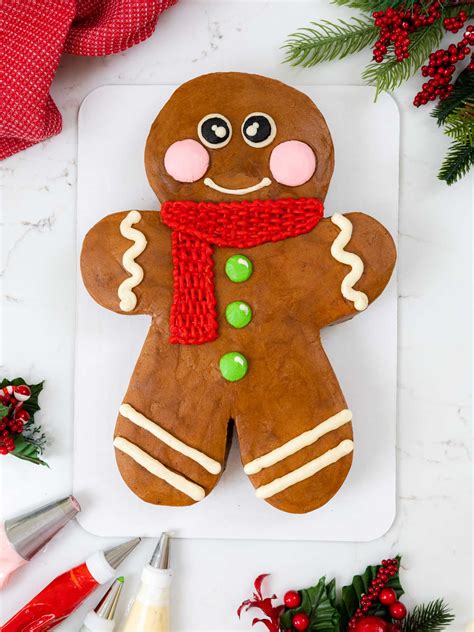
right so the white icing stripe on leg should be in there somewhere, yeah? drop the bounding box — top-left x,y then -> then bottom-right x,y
330,214 -> 369,311
120,404 -> 221,475
118,210 -> 147,312
244,409 -> 352,475
255,439 -> 354,500
114,436 -> 205,501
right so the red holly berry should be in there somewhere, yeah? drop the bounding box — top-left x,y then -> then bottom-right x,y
389,602 -> 407,620
283,590 -> 301,609
353,616 -> 388,632
292,612 -> 310,631
379,587 -> 397,605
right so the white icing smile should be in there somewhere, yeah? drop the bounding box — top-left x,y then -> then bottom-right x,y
204,176 -> 272,196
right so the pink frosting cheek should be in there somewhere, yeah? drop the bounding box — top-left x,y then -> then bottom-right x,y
164,139 -> 210,183
269,140 -> 317,187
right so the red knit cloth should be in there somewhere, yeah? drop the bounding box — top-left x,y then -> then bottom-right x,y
161,198 -> 325,345
0,0 -> 176,160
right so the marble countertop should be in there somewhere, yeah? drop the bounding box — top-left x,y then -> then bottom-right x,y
0,1 -> 471,630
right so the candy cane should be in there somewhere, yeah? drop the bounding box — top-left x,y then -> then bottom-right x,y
0,384 -> 31,402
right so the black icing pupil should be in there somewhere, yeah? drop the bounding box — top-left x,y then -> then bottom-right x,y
244,115 -> 272,143
200,117 -> 230,145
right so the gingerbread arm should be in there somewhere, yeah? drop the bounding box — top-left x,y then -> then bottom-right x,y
80,210 -> 172,318
310,212 -> 396,328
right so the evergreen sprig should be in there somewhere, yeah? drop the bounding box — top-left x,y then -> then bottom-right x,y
401,599 -> 455,632
443,102 -> 474,145
432,69 -> 474,124
362,21 -> 444,96
438,140 -> 474,184
283,18 -> 379,67
331,0 -> 416,11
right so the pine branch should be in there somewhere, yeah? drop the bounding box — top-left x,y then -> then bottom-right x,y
331,0 -> 415,10
432,69 -> 474,125
438,140 -> 474,184
402,599 -> 455,632
443,102 -> 474,145
283,18 -> 379,67
362,21 -> 444,97
444,2 -> 474,18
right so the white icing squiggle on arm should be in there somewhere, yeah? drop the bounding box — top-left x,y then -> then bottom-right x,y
118,211 -> 147,312
330,213 -> 369,311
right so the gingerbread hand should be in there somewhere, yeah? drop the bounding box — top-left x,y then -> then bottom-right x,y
80,210 -> 173,320
310,211 -> 396,328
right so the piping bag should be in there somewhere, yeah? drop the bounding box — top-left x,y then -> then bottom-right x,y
122,532 -> 172,632
0,538 -> 140,631
0,495 -> 80,590
79,576 -> 125,632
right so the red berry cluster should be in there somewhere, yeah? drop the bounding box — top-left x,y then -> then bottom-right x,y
443,10 -> 468,34
348,559 -> 400,629
372,1 -> 442,63
0,389 -> 31,455
414,26 -> 474,106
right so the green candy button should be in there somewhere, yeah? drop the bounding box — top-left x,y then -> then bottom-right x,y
225,301 -> 252,329
219,352 -> 248,382
225,255 -> 253,283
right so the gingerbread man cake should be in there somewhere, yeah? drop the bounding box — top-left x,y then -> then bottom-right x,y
80,72 -> 396,514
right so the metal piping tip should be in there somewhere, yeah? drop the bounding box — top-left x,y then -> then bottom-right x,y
104,537 -> 141,569
150,532 -> 170,569
5,496 -> 81,561
95,577 -> 125,620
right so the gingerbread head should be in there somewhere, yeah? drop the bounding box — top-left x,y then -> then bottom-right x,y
81,73 -> 396,514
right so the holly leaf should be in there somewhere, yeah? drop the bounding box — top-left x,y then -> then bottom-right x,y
340,557 -> 403,628
11,434 -> 49,467
22,381 -> 44,417
0,403 -> 10,419
280,577 -> 340,632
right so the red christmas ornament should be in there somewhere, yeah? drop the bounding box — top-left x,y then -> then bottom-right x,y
292,612 -> 310,631
283,590 -> 301,609
389,601 -> 407,620
13,384 -> 31,402
14,408 -> 30,423
379,587 -> 397,605
353,616 -> 388,632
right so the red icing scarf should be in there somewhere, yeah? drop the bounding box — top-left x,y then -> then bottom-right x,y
160,197 -> 324,344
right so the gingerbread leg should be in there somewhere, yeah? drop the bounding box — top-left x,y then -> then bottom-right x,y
113,324 -> 232,506
233,335 -> 353,513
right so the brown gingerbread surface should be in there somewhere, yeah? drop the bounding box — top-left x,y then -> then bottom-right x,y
80,73 -> 396,514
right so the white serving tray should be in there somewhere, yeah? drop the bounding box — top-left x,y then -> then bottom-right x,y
74,84 -> 398,541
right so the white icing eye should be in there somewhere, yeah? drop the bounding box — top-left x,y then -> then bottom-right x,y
198,114 -> 232,148
242,112 -> 277,148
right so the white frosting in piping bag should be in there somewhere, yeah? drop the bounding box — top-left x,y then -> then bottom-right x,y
120,403 -> 221,475
114,436 -> 205,501
330,213 -> 369,311
244,409 -> 352,475
118,210 -> 147,312
255,439 -> 354,500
